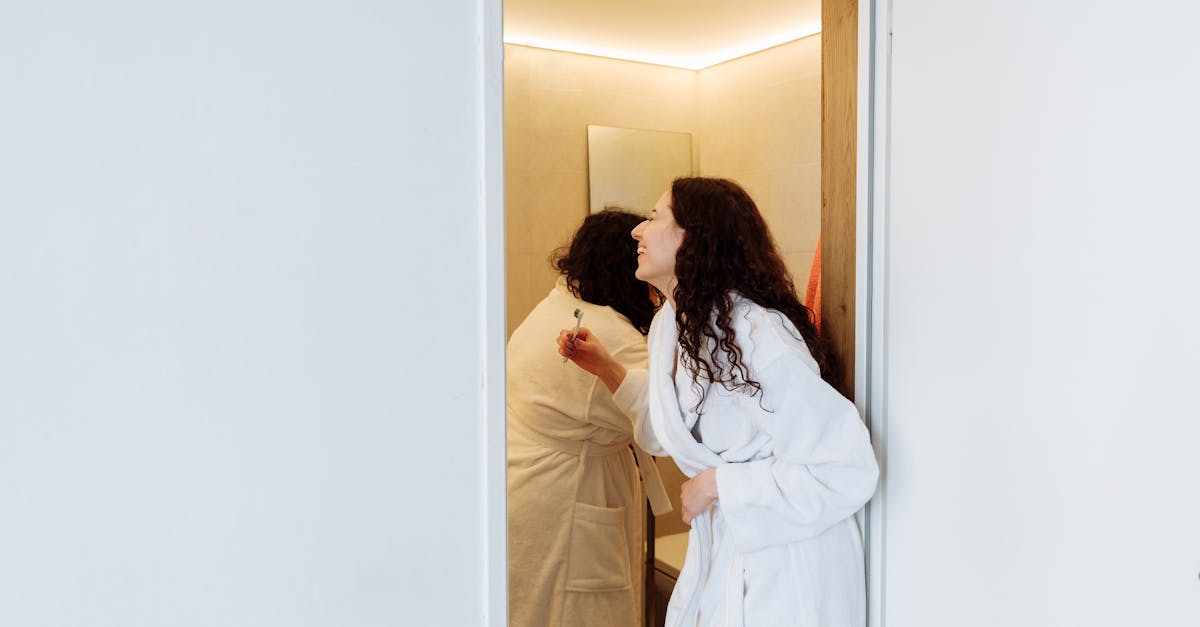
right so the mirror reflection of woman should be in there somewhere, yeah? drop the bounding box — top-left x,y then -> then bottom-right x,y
560,178 -> 879,626
507,209 -> 670,627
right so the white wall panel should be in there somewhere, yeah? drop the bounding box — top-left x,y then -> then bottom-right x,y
0,1 -> 504,625
879,1 -> 1200,625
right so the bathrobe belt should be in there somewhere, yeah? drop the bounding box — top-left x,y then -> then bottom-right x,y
509,418 -> 673,516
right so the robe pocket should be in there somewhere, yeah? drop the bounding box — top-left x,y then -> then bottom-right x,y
742,548 -> 798,626
564,502 -> 632,592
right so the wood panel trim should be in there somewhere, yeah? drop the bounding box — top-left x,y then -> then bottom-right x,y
821,0 -> 858,400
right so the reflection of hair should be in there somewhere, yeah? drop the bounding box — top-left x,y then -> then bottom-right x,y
552,209 -> 654,334
669,177 -> 839,407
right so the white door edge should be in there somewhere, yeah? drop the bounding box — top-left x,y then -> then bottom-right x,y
481,0 -> 507,624
859,1 -> 891,626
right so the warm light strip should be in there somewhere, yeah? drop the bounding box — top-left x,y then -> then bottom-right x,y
503,24 -> 822,71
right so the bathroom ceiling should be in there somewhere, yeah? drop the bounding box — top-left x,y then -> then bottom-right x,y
503,0 -> 822,70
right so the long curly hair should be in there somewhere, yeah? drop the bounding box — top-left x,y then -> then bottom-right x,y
669,177 -> 839,408
552,209 -> 655,334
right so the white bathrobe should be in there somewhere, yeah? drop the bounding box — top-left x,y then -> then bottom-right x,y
613,295 -> 879,627
507,278 -> 670,627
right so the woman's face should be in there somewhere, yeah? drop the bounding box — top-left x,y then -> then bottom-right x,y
632,190 -> 685,298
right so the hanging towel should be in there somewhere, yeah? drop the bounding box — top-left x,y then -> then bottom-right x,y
806,237 -> 822,330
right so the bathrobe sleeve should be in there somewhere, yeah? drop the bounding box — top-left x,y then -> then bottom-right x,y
611,367 -> 665,456
714,341 -> 879,553
584,336 -> 648,433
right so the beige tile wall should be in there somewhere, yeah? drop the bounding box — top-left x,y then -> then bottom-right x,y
698,35 -> 823,295
505,37 -> 822,339
504,44 -> 698,337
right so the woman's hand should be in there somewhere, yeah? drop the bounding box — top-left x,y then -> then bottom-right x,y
557,327 -> 626,393
680,468 -> 719,525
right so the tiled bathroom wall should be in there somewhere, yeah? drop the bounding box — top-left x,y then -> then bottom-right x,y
698,35 -> 822,295
505,36 -> 822,338
503,44 -> 698,337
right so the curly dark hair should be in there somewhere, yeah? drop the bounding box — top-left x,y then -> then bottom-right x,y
669,177 -> 839,408
552,209 -> 655,334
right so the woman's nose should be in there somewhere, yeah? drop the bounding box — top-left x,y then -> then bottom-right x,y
631,221 -> 646,239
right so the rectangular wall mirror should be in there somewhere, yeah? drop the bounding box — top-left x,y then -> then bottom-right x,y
587,125 -> 693,215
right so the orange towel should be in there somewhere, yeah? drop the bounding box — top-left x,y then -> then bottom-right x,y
805,238 -> 822,330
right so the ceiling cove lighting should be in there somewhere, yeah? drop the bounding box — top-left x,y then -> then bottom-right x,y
503,24 -> 822,71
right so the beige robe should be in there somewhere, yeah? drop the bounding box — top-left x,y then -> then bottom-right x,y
507,279 -> 666,627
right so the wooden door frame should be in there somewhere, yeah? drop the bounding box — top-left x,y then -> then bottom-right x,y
821,0 -> 859,401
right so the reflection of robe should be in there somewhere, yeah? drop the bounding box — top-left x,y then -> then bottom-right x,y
507,279 -> 668,627
614,296 -> 879,627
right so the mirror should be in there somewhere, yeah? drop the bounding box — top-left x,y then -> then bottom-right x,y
587,125 -> 692,215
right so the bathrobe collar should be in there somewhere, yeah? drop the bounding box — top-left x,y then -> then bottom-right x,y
647,299 -> 726,477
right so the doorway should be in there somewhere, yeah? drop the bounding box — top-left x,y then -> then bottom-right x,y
497,0 -> 869,624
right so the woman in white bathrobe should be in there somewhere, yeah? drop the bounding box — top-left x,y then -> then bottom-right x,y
559,178 -> 880,627
508,209 -> 671,627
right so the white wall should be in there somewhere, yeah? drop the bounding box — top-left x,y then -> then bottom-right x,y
0,2 -> 504,626
876,1 -> 1200,625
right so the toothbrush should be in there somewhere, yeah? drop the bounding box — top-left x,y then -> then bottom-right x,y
563,308 -> 583,363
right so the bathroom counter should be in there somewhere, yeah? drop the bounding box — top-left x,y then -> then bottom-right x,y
653,531 -> 688,579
